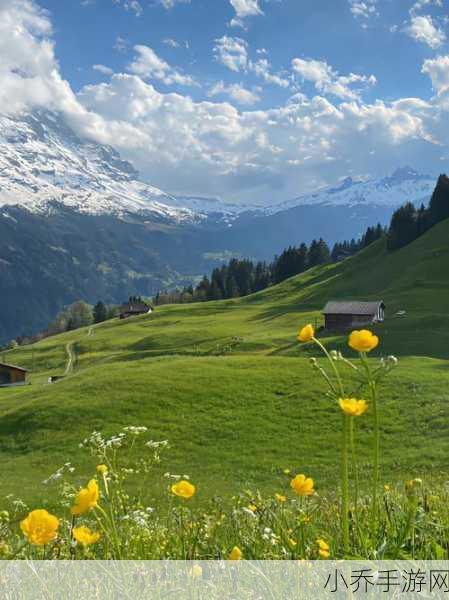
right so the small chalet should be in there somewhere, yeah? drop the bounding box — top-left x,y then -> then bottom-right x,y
322,300 -> 386,331
0,362 -> 28,388
119,297 -> 153,320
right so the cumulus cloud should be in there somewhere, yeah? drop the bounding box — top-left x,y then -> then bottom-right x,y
410,0 -> 443,15
292,58 -> 376,100
3,0 -> 449,203
229,0 -> 263,28
422,55 -> 449,93
208,81 -> 260,105
127,45 -> 197,86
214,36 -> 249,72
214,37 -> 289,88
405,14 -> 446,48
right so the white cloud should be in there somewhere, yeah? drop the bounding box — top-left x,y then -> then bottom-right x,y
208,81 -> 260,105
249,59 -> 290,88
163,38 -> 180,48
410,0 -> 443,15
422,55 -> 449,93
112,0 -> 143,17
4,0 -> 449,204
128,45 -> 197,86
229,0 -> 263,28
348,1 -> 378,22
406,14 -> 446,48
292,58 -> 376,100
214,36 -> 248,72
93,64 -> 114,76
155,0 -> 191,8
114,36 -> 129,52
214,37 -> 289,88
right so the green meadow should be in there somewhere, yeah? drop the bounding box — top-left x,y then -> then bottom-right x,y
2,218 -> 449,506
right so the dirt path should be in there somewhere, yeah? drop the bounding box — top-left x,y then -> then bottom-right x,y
63,342 -> 75,376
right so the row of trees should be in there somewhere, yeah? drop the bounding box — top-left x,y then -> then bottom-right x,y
154,226 -> 385,306
387,174 -> 449,251
1,301 -> 118,350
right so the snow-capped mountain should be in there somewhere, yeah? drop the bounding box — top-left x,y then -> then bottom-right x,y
262,167 -> 435,215
0,111 -> 197,223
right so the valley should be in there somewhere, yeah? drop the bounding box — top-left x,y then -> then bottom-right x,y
2,219 -> 449,505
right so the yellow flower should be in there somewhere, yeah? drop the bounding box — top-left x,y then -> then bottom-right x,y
290,474 -> 314,496
73,526 -> 101,546
317,538 -> 330,559
339,398 -> 368,417
20,509 -> 59,546
190,564 -> 203,579
171,480 -> 196,499
297,324 -> 315,343
96,464 -> 108,476
71,479 -> 99,515
288,538 -> 297,548
275,493 -> 287,503
248,504 -> 257,513
229,546 -> 242,560
348,329 -> 379,353
384,484 -> 391,492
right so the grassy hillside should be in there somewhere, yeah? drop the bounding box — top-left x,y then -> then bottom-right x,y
2,220 -> 449,505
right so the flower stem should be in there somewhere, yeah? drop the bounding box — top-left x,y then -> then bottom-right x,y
360,353 -> 380,528
341,414 -> 350,554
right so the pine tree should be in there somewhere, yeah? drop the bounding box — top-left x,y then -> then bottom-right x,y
93,301 -> 108,324
428,174 -> 449,225
387,202 -> 418,251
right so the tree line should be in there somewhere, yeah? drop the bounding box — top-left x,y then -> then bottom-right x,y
154,226 -> 385,306
387,174 -> 449,251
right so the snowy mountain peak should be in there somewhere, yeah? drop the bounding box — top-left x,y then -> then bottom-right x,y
0,110 -> 198,223
262,167 -> 436,215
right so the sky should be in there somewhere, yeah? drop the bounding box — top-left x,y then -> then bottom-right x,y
2,0 -> 449,205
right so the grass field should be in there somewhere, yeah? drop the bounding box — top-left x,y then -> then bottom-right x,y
2,219 -> 449,507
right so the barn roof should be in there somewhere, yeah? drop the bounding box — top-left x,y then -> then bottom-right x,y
0,362 -> 28,372
322,300 -> 385,315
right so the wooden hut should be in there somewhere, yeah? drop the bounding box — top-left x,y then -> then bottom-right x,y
0,363 -> 28,387
119,299 -> 153,320
322,300 -> 385,331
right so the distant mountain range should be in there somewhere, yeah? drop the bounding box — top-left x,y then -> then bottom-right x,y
0,109 -> 439,342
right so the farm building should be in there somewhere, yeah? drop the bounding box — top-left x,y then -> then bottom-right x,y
0,362 -> 28,387
322,300 -> 386,331
119,298 -> 153,320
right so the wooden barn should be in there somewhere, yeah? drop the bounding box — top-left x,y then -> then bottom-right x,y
119,298 -> 153,320
322,300 -> 385,331
0,362 -> 28,388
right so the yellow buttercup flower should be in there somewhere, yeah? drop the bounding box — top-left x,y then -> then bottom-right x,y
96,464 -> 108,476
229,546 -> 242,560
275,493 -> 287,503
73,526 -> 101,546
248,504 -> 257,513
298,324 -> 315,343
348,329 -> 379,353
384,484 -> 391,492
171,480 -> 196,499
71,479 -> 99,515
290,474 -> 314,496
20,509 -> 59,546
190,565 -> 203,579
339,398 -> 368,417
317,539 -> 330,559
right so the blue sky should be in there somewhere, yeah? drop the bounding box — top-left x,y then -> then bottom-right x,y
2,0 -> 449,204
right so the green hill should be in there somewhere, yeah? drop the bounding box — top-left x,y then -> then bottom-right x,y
2,220 -> 449,505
